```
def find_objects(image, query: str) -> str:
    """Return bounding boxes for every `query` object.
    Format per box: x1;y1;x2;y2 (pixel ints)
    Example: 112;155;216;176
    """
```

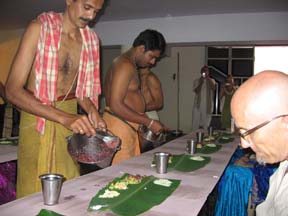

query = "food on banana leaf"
109;181;128;190
99;189;120;198
204;136;215;142
125;174;144;184
206;143;217;147
109;174;144;190
153;179;172;187
168;156;173;163
190;156;205;161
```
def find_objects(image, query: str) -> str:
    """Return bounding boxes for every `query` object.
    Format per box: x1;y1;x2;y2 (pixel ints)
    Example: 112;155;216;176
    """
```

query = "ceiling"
1;0;288;30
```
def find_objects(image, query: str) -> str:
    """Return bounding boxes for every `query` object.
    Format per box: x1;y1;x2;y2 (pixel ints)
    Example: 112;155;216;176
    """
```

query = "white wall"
156;46;205;132
95;12;288;46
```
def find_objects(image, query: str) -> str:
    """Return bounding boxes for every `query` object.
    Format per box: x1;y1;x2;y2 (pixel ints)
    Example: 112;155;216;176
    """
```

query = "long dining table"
0;143;17;163
0;131;239;216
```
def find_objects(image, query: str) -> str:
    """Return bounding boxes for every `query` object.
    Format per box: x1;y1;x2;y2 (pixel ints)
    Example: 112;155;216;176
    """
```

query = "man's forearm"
77;97;98;115
145;101;163;111
110;101;151;127
5;88;74;125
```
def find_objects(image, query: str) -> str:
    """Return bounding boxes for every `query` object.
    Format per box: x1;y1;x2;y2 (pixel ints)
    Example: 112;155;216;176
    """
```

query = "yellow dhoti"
103;108;140;165
17;99;80;198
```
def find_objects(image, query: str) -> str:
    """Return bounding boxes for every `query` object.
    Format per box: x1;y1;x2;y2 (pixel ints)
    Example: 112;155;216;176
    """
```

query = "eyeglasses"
239;114;288;140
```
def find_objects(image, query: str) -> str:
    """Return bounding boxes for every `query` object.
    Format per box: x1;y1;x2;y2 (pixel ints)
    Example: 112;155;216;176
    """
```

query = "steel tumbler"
39;173;63;205
154;152;170;174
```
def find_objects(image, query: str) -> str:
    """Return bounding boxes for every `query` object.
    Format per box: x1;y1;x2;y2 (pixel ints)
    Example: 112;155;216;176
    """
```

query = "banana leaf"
220;132;234;137
151;154;210;172
0;137;18;145
196;144;222;154
36;209;64;216
88;173;180;215
167;154;211;172
203;135;216;143
204;131;233;142
209;131;222;139
217;136;235;144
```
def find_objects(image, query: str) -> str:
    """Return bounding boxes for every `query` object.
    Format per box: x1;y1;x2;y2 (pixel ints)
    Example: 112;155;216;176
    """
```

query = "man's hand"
88;110;107;130
77;97;106;132
148;119;163;135
63;114;97;137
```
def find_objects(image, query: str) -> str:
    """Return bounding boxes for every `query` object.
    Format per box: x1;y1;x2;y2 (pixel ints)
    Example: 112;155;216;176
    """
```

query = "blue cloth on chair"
215;165;253;216
229;147;246;164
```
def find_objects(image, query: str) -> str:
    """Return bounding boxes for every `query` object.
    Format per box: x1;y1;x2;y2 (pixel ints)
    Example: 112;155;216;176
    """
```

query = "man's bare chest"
58;36;81;73
127;73;142;93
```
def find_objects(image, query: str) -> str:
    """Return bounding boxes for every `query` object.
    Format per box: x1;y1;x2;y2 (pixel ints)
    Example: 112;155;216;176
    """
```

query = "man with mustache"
231;70;288;215
103;29;166;164
5;0;105;198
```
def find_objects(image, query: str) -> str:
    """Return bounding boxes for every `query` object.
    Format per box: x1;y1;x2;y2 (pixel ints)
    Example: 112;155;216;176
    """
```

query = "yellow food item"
109;181;128;190
125;174;143;184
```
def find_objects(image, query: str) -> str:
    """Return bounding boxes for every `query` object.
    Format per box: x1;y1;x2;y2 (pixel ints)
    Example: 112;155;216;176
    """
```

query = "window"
206;46;254;115
207;46;254;79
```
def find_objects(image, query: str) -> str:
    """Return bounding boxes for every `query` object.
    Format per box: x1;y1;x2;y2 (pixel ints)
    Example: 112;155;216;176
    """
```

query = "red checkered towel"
34;11;101;134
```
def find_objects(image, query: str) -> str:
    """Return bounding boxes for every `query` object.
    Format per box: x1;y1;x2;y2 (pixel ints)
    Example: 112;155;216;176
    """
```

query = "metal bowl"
138;125;166;152
66;129;120;168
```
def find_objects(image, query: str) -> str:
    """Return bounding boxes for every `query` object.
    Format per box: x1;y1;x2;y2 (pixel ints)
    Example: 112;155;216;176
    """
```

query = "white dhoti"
192;79;215;130
145;110;160;121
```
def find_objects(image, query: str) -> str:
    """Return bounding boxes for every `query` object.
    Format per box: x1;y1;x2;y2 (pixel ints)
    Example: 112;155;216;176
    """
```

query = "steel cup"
196;131;204;143
39;173;64;205
154;152;170;174
208;126;213;136
187;139;196;154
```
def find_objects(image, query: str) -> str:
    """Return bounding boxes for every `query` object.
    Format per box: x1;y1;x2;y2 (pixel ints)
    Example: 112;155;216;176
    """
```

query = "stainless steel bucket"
67;129;120;168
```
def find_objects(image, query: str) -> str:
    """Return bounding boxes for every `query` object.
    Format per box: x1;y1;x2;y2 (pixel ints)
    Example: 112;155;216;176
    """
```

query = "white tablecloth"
0;144;17;163
0;132;239;216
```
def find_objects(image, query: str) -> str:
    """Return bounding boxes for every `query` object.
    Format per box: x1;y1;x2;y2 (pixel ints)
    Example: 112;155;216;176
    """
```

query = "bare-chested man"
104;29;166;164
5;0;105;198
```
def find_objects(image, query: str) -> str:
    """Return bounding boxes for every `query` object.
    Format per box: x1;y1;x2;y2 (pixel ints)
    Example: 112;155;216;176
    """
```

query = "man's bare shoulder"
112;55;135;75
28;18;41;31
147;71;161;84
113;55;133;65
20;19;41;41
147;71;158;79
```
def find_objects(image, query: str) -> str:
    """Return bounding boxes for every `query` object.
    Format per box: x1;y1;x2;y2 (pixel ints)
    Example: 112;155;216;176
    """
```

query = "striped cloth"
34;12;101;134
